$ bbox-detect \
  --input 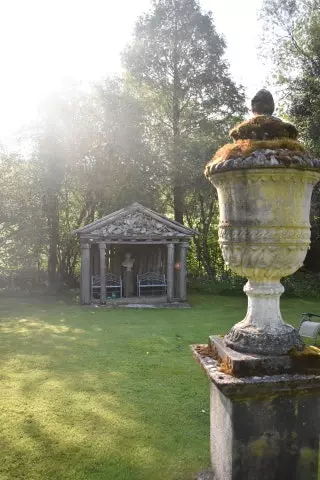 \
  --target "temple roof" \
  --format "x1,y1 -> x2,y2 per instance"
74,203 -> 197,241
